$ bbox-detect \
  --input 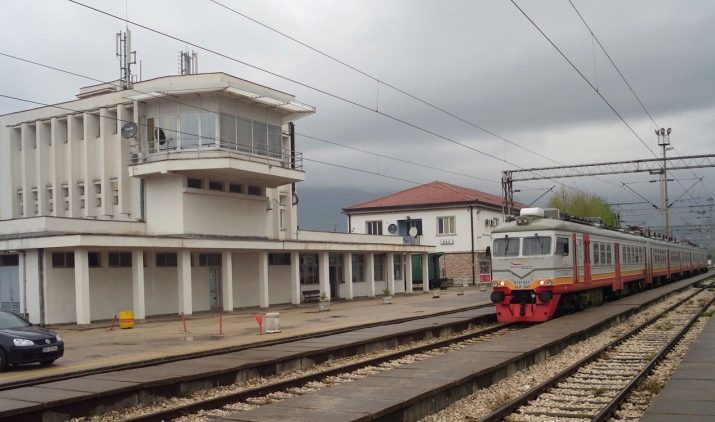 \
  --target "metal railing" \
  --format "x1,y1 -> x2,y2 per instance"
128,138 -> 303,170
